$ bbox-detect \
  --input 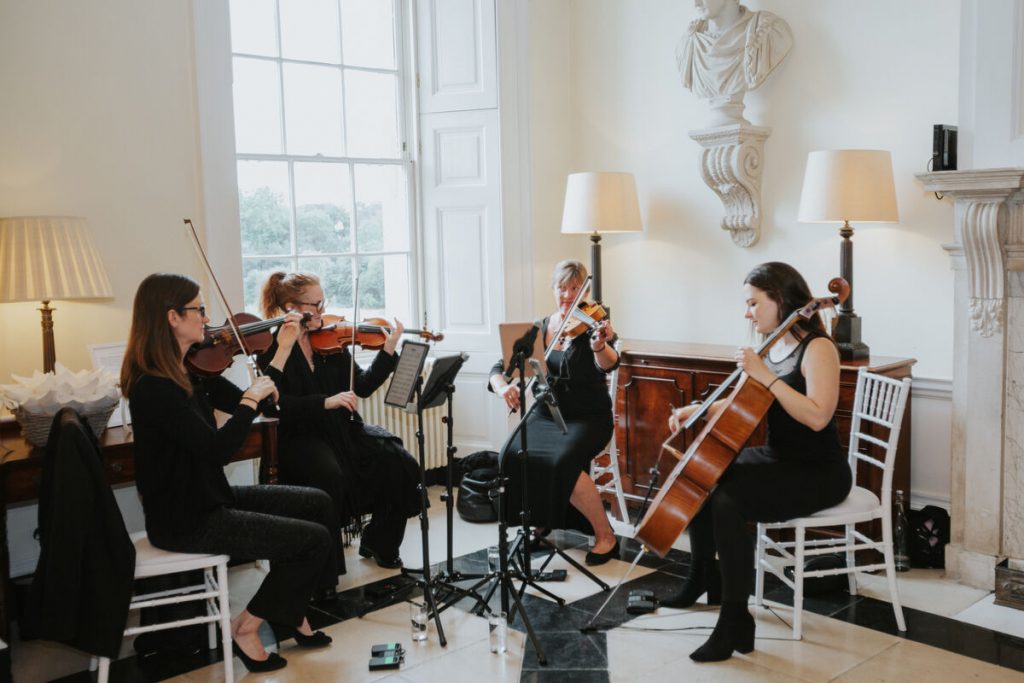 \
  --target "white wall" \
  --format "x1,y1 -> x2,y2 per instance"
526,0 -> 959,505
